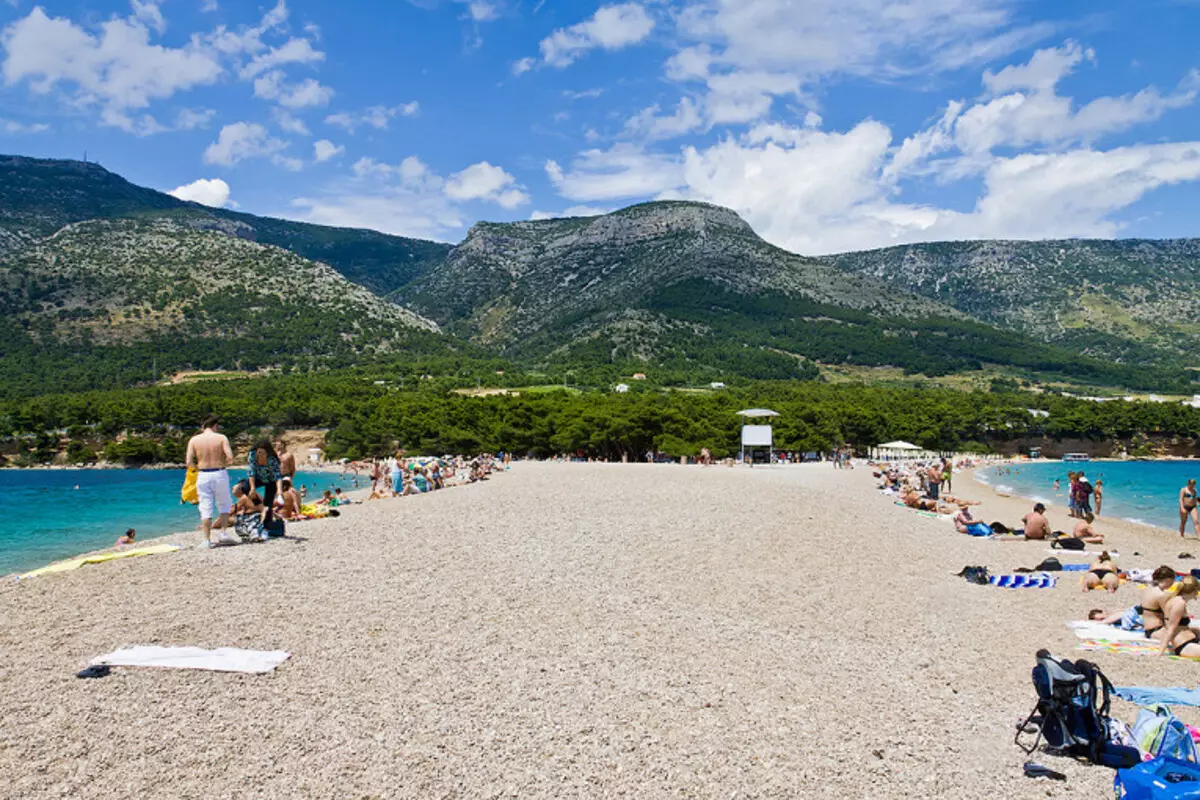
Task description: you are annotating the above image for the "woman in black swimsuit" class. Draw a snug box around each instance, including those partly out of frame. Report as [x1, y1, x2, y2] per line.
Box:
[1140, 569, 1200, 657]
[1082, 551, 1119, 593]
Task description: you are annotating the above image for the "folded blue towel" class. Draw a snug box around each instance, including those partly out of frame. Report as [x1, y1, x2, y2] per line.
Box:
[1062, 564, 1090, 572]
[1114, 687, 1200, 707]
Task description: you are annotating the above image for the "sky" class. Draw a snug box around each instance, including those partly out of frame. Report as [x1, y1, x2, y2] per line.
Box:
[1, 0, 1199, 255]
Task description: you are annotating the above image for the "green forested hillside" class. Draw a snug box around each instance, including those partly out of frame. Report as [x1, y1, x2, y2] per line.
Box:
[821, 239, 1200, 365]
[0, 216, 452, 396]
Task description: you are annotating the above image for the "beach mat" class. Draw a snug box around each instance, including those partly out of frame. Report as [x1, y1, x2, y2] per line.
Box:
[91, 646, 291, 674]
[988, 574, 1057, 588]
[1067, 620, 1146, 643]
[1077, 639, 1200, 660]
[19, 544, 182, 579]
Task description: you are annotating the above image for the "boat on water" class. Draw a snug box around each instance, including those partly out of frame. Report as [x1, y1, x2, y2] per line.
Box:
[1062, 452, 1091, 462]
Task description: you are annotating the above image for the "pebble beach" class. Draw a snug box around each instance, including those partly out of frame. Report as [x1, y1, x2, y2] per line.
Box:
[3, 461, 1198, 798]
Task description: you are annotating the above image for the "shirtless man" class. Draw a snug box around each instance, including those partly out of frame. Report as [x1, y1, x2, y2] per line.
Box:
[277, 441, 296, 481]
[185, 416, 234, 547]
[1072, 518, 1105, 544]
[1021, 502, 1051, 540]
[279, 479, 303, 521]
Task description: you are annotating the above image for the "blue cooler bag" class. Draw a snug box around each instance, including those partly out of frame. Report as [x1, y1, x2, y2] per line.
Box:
[1115, 758, 1200, 799]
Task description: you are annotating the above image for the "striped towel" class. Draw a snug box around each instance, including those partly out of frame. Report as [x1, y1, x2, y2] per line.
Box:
[1077, 639, 1200, 660]
[988, 573, 1057, 589]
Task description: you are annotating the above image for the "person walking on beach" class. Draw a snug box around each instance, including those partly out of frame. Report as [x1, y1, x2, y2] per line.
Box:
[1093, 480, 1104, 516]
[1073, 474, 1094, 521]
[1181, 479, 1200, 538]
[185, 416, 234, 548]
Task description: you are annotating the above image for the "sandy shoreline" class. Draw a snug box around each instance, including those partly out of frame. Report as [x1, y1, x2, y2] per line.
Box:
[4, 462, 1199, 798]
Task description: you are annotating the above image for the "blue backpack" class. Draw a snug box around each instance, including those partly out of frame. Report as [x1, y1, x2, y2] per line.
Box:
[1016, 650, 1141, 768]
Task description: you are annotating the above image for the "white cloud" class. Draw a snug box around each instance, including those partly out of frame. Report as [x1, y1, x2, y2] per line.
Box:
[130, 1, 166, 35]
[168, 177, 231, 207]
[200, 0, 219, 13]
[203, 121, 286, 166]
[240, 36, 324, 79]
[273, 154, 304, 172]
[511, 57, 535, 76]
[1, 118, 50, 134]
[537, 3, 655, 68]
[174, 107, 216, 130]
[272, 108, 310, 135]
[665, 0, 1051, 127]
[468, 2, 498, 22]
[546, 143, 685, 202]
[624, 98, 704, 141]
[254, 70, 334, 108]
[325, 103, 418, 133]
[0, 2, 328, 133]
[313, 138, 344, 163]
[444, 161, 530, 208]
[1, 7, 223, 127]
[563, 87, 604, 100]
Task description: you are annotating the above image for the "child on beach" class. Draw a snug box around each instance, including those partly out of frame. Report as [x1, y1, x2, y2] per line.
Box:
[115, 528, 135, 548]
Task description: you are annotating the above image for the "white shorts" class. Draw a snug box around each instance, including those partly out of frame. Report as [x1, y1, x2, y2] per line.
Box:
[196, 469, 233, 521]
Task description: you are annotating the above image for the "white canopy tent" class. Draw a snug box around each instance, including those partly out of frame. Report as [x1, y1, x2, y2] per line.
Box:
[737, 409, 780, 463]
[873, 440, 939, 461]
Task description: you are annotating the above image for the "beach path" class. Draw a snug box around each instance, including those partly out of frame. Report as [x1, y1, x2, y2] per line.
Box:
[0, 462, 1166, 798]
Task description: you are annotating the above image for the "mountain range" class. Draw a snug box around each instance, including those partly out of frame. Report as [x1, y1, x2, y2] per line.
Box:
[0, 154, 1194, 397]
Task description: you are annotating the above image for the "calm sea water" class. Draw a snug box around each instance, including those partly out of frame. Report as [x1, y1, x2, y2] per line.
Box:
[0, 469, 357, 576]
[975, 460, 1200, 531]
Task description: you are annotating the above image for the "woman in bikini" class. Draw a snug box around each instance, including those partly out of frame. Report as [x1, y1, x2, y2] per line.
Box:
[1181, 479, 1200, 538]
[1082, 551, 1119, 593]
[1140, 569, 1200, 657]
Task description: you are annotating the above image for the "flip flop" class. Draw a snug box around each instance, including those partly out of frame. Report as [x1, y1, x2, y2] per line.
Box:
[1023, 762, 1066, 781]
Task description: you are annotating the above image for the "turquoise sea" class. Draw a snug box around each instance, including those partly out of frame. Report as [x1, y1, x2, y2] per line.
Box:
[0, 469, 357, 576]
[975, 460, 1200, 532]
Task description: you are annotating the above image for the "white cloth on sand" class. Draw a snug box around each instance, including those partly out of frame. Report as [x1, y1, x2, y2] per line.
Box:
[1066, 621, 1146, 643]
[92, 646, 291, 674]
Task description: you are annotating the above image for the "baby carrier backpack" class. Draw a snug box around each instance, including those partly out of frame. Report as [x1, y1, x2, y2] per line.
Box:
[1016, 649, 1140, 768]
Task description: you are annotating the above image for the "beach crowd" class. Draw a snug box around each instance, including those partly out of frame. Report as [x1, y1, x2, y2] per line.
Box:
[183, 416, 508, 548]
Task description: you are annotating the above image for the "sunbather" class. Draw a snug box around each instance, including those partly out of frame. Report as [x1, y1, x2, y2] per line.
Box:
[903, 489, 953, 514]
[1141, 569, 1200, 657]
[1082, 552, 1119, 593]
[1021, 503, 1052, 540]
[1072, 518, 1105, 544]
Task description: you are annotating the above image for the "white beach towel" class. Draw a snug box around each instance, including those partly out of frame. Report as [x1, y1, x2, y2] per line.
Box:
[91, 646, 291, 674]
[1066, 620, 1146, 643]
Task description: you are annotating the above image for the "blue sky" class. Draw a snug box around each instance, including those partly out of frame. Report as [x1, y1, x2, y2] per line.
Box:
[1, 0, 1199, 254]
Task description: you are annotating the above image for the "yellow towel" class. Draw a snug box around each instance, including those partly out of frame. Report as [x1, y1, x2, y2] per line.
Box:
[20, 544, 182, 579]
[181, 468, 198, 505]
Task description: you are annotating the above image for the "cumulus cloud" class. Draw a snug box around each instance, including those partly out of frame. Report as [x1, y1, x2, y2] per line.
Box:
[664, 0, 1052, 127]
[543, 42, 1200, 255]
[0, 1, 329, 134]
[168, 177, 232, 207]
[272, 108, 310, 135]
[253, 70, 334, 108]
[325, 103, 419, 133]
[1, 118, 50, 134]
[444, 161, 530, 208]
[536, 3, 655, 68]
[313, 138, 344, 162]
[203, 121, 287, 166]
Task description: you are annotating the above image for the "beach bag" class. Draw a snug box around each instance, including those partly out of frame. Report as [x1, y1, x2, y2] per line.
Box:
[1134, 706, 1200, 764]
[965, 522, 993, 537]
[1016, 650, 1141, 768]
[1035, 557, 1063, 572]
[1053, 536, 1086, 551]
[1113, 757, 1200, 799]
[181, 467, 199, 505]
[990, 521, 1010, 534]
[264, 517, 287, 538]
